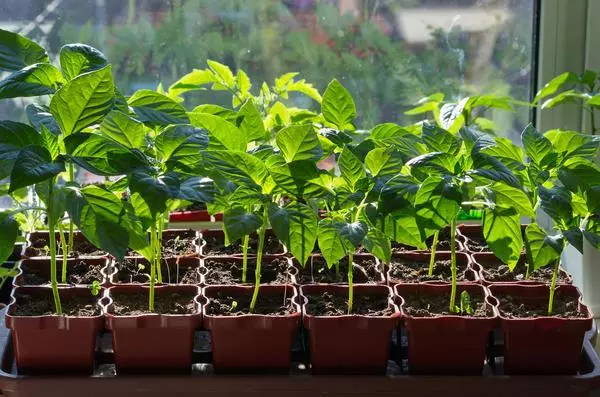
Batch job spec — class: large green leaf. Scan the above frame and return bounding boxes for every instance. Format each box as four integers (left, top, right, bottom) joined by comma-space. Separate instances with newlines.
0, 212, 19, 264
192, 104, 237, 122
26, 104, 60, 135
365, 148, 403, 177
276, 124, 322, 163
490, 182, 535, 217
362, 227, 391, 264
266, 154, 332, 199
524, 223, 563, 270
558, 157, 600, 194
459, 127, 495, 153
35, 180, 66, 224
128, 89, 189, 126
385, 210, 426, 249
414, 176, 461, 236
188, 112, 245, 151
0, 121, 41, 179
480, 136, 525, 171
168, 68, 214, 97
100, 110, 146, 149
205, 150, 268, 191
521, 124, 556, 169
483, 207, 523, 269
59, 44, 108, 81
534, 72, 578, 102
155, 124, 208, 171
177, 177, 216, 204
0, 29, 49, 71
538, 185, 573, 224
470, 153, 522, 188
321, 79, 356, 129
378, 175, 420, 214
238, 99, 267, 142
584, 218, 600, 250
50, 65, 114, 135
207, 60, 235, 88
317, 219, 351, 267
0, 63, 63, 99
223, 207, 263, 243
128, 170, 180, 218
545, 129, 600, 162
338, 146, 366, 191
40, 125, 59, 160
407, 152, 456, 178
269, 203, 318, 267
421, 122, 461, 155
9, 145, 64, 193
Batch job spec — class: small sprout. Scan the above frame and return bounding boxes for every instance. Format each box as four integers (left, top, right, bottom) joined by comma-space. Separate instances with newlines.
231, 300, 238, 311
137, 263, 145, 271
459, 290, 473, 315
89, 280, 101, 296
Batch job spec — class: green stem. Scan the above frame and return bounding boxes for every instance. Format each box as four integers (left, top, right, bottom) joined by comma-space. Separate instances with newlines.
47, 181, 62, 315
449, 218, 458, 313
249, 205, 268, 312
156, 213, 163, 283
428, 232, 439, 276
347, 253, 354, 314
149, 223, 157, 312
58, 222, 68, 283
67, 164, 75, 256
241, 234, 250, 283
548, 260, 560, 315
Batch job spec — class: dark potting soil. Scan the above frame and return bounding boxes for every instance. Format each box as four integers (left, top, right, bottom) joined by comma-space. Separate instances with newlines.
390, 230, 456, 253
25, 237, 106, 257
12, 293, 100, 316
160, 261, 202, 284
161, 234, 198, 257
110, 259, 150, 284
479, 261, 570, 284
203, 258, 292, 285
202, 234, 283, 256
111, 291, 197, 315
206, 292, 295, 316
296, 256, 380, 284
465, 236, 489, 252
20, 260, 103, 285
401, 291, 491, 317
180, 202, 207, 211
305, 291, 393, 316
496, 294, 588, 318
388, 259, 471, 283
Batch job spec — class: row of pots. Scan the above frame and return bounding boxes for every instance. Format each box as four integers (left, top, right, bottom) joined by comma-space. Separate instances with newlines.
5, 282, 592, 375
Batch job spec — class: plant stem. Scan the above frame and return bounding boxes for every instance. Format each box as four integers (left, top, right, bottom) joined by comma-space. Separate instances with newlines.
347, 252, 354, 314
241, 234, 250, 283
249, 205, 268, 312
47, 181, 62, 315
58, 222, 68, 283
428, 232, 439, 276
156, 213, 163, 283
449, 218, 458, 313
548, 260, 560, 315
67, 164, 75, 256
149, 222, 157, 312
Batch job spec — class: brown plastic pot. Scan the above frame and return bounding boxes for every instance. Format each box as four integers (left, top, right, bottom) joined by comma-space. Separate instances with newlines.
472, 252, 573, 285
203, 284, 301, 372
301, 284, 400, 374
169, 209, 211, 223
293, 254, 386, 285
199, 229, 286, 256
14, 257, 110, 287
104, 284, 201, 373
489, 284, 594, 375
5, 286, 103, 374
387, 251, 479, 284
202, 255, 296, 285
395, 283, 497, 374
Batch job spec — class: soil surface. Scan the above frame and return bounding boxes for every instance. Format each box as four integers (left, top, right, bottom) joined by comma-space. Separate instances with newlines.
388, 259, 472, 283
496, 293, 588, 318
401, 291, 491, 317
20, 260, 104, 285
206, 292, 295, 316
389, 230, 458, 253
110, 259, 150, 284
296, 256, 381, 284
202, 233, 283, 256
479, 261, 570, 283
25, 236, 106, 257
12, 293, 100, 316
203, 258, 292, 285
305, 291, 393, 316
180, 202, 207, 211
160, 261, 202, 284
111, 291, 197, 315
464, 236, 489, 252
161, 232, 198, 257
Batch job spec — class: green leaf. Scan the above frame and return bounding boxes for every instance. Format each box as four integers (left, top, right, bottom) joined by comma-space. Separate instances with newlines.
266, 155, 332, 199
168, 68, 214, 97
50, 65, 114, 135
0, 29, 49, 71
541, 90, 586, 109
440, 98, 468, 133
460, 127, 495, 153
188, 112, 245, 151
338, 146, 366, 191
40, 125, 59, 160
538, 185, 573, 224
276, 124, 322, 163
563, 227, 583, 254
128, 89, 188, 126
224, 207, 262, 243
365, 148, 403, 177
207, 60, 235, 89
177, 177, 215, 204
99, 110, 146, 149
192, 104, 237, 122
0, 63, 64, 99
59, 44, 107, 81
421, 122, 461, 155
205, 150, 268, 190
0, 121, 41, 179
378, 176, 420, 214
287, 79, 322, 103
470, 153, 522, 188
26, 104, 60, 135
317, 219, 350, 267
0, 212, 19, 264
524, 223, 563, 270
415, 176, 461, 236
269, 203, 318, 267
385, 211, 426, 249
545, 129, 600, 161
558, 157, 600, 193
128, 170, 180, 218
9, 145, 64, 193
321, 79, 356, 129
35, 181, 66, 223
584, 218, 600, 250
407, 152, 457, 178
480, 137, 525, 171
238, 99, 267, 142
521, 124, 556, 169
155, 124, 208, 169
362, 227, 391, 264
534, 72, 578, 102
483, 207, 523, 269
490, 182, 535, 217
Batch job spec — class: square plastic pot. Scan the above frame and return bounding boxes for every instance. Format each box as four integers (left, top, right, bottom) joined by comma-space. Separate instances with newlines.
301, 284, 400, 374
203, 284, 301, 372
169, 209, 211, 223
293, 254, 386, 285
395, 283, 497, 374
489, 284, 594, 375
24, 231, 108, 259
14, 257, 110, 287
104, 284, 201, 373
387, 252, 479, 284
202, 255, 296, 285
5, 286, 103, 374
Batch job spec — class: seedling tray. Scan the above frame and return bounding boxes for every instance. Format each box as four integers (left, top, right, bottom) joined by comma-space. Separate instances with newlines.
0, 305, 598, 397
